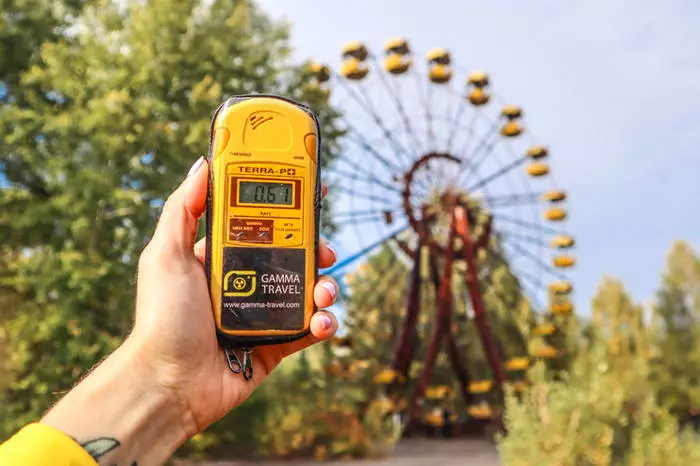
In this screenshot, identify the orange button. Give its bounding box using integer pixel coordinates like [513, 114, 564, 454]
[304, 133, 318, 161]
[212, 127, 230, 160]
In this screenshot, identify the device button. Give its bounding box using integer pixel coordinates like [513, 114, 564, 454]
[304, 133, 318, 160]
[213, 127, 230, 160]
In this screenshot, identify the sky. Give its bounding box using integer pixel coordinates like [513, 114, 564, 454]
[260, 0, 700, 315]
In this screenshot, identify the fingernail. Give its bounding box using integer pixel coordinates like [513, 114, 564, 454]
[325, 241, 337, 261]
[187, 157, 204, 177]
[321, 281, 338, 300]
[320, 315, 333, 331]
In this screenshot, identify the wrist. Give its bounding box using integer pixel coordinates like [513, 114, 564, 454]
[41, 339, 188, 465]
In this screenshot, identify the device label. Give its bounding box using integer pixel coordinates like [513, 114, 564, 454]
[229, 218, 274, 244]
[220, 247, 305, 331]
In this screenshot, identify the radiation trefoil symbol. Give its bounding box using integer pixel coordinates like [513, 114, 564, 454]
[223, 270, 257, 297]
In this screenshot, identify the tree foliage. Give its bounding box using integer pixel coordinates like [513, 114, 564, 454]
[0, 0, 342, 440]
[650, 241, 700, 419]
[500, 275, 700, 465]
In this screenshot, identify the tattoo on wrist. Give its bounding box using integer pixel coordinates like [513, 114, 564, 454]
[79, 437, 137, 465]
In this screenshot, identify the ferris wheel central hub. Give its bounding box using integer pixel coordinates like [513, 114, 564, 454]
[403, 152, 464, 243]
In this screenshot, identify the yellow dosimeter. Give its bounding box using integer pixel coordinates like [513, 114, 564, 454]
[205, 95, 321, 377]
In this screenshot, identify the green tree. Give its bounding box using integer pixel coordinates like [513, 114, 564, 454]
[1, 0, 93, 90]
[651, 240, 700, 419]
[0, 0, 342, 440]
[499, 277, 700, 465]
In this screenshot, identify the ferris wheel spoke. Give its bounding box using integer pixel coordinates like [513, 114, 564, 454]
[411, 70, 435, 153]
[334, 206, 404, 219]
[447, 116, 494, 188]
[344, 130, 404, 173]
[496, 230, 547, 248]
[343, 262, 408, 314]
[325, 223, 412, 274]
[458, 110, 481, 158]
[512, 269, 546, 312]
[501, 240, 567, 281]
[333, 74, 414, 168]
[461, 137, 502, 186]
[370, 56, 424, 157]
[445, 98, 467, 154]
[512, 266, 546, 292]
[465, 155, 528, 193]
[327, 165, 402, 194]
[358, 80, 416, 167]
[334, 185, 401, 206]
[492, 214, 560, 235]
[334, 213, 391, 227]
[458, 118, 500, 164]
[469, 192, 543, 207]
[484, 248, 544, 313]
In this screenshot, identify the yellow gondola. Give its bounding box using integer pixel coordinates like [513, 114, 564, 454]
[534, 323, 557, 336]
[429, 64, 452, 84]
[468, 404, 492, 419]
[374, 368, 406, 385]
[501, 121, 523, 137]
[467, 71, 489, 88]
[306, 62, 330, 82]
[549, 281, 573, 294]
[468, 380, 494, 394]
[551, 235, 575, 249]
[551, 301, 574, 315]
[468, 88, 490, 106]
[527, 145, 548, 159]
[533, 345, 559, 358]
[505, 357, 530, 371]
[426, 48, 451, 65]
[510, 381, 529, 392]
[384, 53, 412, 75]
[425, 385, 452, 400]
[341, 40, 368, 61]
[527, 162, 549, 177]
[375, 398, 394, 413]
[341, 58, 369, 80]
[554, 254, 576, 268]
[542, 190, 566, 203]
[545, 207, 567, 221]
[384, 37, 410, 55]
[424, 411, 444, 427]
[501, 105, 523, 119]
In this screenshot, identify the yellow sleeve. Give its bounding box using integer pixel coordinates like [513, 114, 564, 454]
[0, 423, 98, 466]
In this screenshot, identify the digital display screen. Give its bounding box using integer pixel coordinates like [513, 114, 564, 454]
[239, 181, 293, 206]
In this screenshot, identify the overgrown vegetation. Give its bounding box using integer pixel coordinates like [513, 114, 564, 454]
[0, 0, 342, 441]
[500, 242, 700, 465]
[2, 1, 700, 463]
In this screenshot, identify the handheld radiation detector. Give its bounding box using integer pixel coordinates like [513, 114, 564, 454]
[206, 95, 321, 355]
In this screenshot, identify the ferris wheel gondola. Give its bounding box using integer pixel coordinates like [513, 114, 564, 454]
[306, 37, 577, 433]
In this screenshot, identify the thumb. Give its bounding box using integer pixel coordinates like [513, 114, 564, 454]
[151, 157, 209, 253]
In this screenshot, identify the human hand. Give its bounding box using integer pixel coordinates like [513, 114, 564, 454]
[131, 156, 339, 431]
[41, 157, 338, 465]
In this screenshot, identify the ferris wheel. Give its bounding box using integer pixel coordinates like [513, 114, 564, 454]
[305, 38, 576, 433]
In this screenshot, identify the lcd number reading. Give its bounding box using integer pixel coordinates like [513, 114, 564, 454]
[239, 181, 293, 206]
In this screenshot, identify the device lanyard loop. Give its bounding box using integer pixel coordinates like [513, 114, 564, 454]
[224, 348, 254, 380]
